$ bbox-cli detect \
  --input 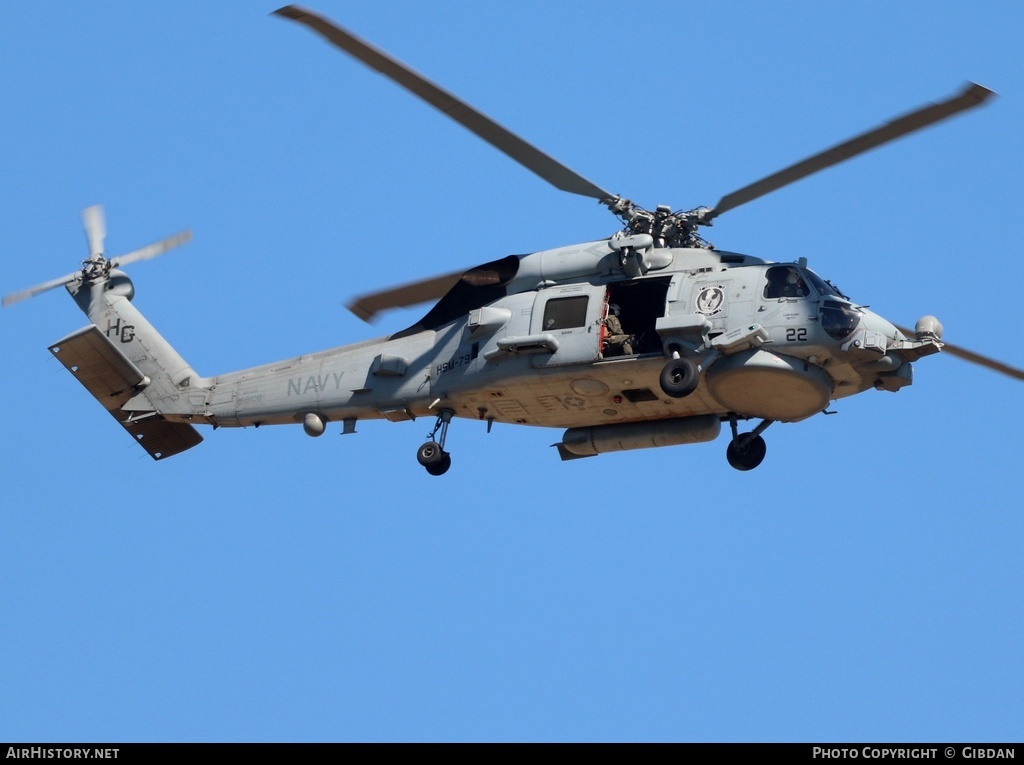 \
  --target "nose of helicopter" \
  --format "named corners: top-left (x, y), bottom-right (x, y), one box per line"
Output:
top-left (858, 308), bottom-right (904, 345)
top-left (852, 308), bottom-right (947, 353)
top-left (847, 308), bottom-right (948, 392)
